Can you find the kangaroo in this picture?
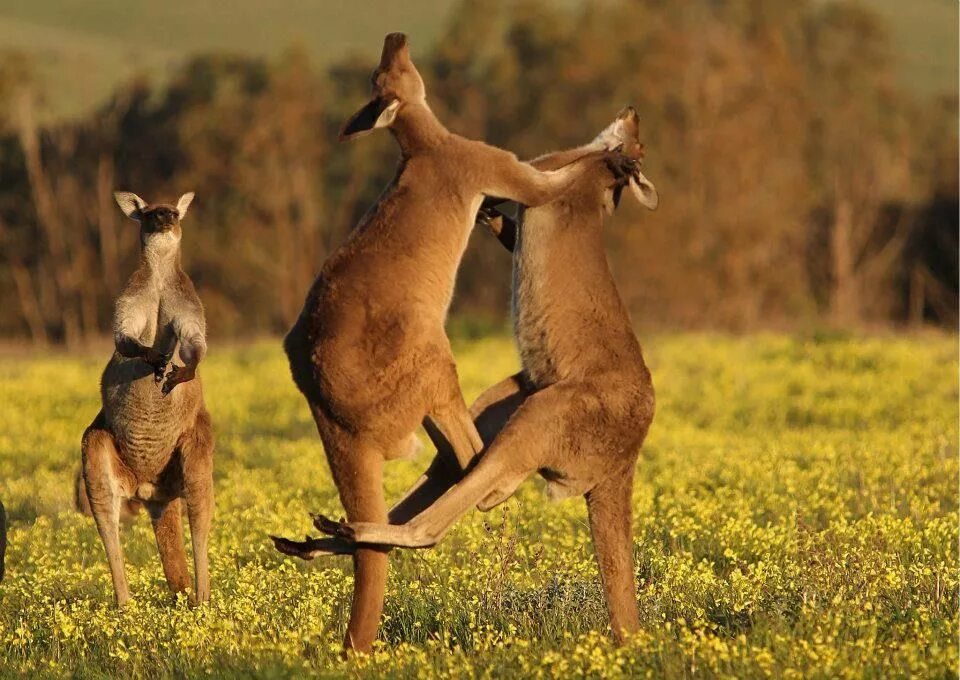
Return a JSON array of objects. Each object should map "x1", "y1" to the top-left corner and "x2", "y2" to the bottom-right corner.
[
  {"x1": 308, "y1": 107, "x2": 659, "y2": 644},
  {"x1": 270, "y1": 33, "x2": 638, "y2": 652},
  {"x1": 81, "y1": 190, "x2": 214, "y2": 606}
]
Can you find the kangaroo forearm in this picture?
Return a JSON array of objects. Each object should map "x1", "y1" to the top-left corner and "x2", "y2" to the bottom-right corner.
[
  {"x1": 483, "y1": 146, "x2": 592, "y2": 208},
  {"x1": 528, "y1": 144, "x2": 602, "y2": 173},
  {"x1": 115, "y1": 333, "x2": 150, "y2": 359},
  {"x1": 516, "y1": 166, "x2": 577, "y2": 206},
  {"x1": 177, "y1": 333, "x2": 206, "y2": 369},
  {"x1": 508, "y1": 151, "x2": 604, "y2": 206}
]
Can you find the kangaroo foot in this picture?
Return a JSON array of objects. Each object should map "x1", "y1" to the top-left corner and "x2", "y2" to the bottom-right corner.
[
  {"x1": 311, "y1": 513, "x2": 356, "y2": 541},
  {"x1": 270, "y1": 533, "x2": 355, "y2": 559}
]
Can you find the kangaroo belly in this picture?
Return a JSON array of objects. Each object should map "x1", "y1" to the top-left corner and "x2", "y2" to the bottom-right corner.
[{"x1": 101, "y1": 357, "x2": 194, "y2": 479}]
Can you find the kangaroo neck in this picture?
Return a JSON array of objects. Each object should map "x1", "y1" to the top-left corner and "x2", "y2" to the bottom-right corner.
[
  {"x1": 140, "y1": 237, "x2": 181, "y2": 284},
  {"x1": 390, "y1": 102, "x2": 448, "y2": 155}
]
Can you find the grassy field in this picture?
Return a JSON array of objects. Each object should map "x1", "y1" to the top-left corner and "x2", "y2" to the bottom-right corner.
[{"x1": 0, "y1": 333, "x2": 956, "y2": 678}]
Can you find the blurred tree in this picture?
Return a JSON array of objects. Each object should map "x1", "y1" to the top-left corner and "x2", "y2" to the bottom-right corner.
[
  {"x1": 0, "y1": 0, "x2": 954, "y2": 342},
  {"x1": 805, "y1": 2, "x2": 911, "y2": 325}
]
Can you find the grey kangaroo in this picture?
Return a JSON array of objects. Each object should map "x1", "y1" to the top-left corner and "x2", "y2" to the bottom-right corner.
[
  {"x1": 271, "y1": 33, "x2": 638, "y2": 652},
  {"x1": 308, "y1": 107, "x2": 659, "y2": 644},
  {"x1": 81, "y1": 191, "x2": 214, "y2": 606}
]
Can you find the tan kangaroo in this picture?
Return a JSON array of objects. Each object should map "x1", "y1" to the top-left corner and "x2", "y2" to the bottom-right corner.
[
  {"x1": 81, "y1": 191, "x2": 214, "y2": 606},
  {"x1": 310, "y1": 107, "x2": 659, "y2": 644},
  {"x1": 270, "y1": 33, "x2": 638, "y2": 652}
]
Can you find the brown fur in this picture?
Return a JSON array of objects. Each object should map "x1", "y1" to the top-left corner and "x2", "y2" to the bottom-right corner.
[
  {"x1": 81, "y1": 190, "x2": 214, "y2": 606},
  {"x1": 304, "y1": 108, "x2": 659, "y2": 645},
  {"x1": 271, "y1": 34, "x2": 635, "y2": 653},
  {"x1": 74, "y1": 467, "x2": 143, "y2": 519}
]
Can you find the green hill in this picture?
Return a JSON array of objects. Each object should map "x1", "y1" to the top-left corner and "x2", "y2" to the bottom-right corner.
[{"x1": 0, "y1": 0, "x2": 955, "y2": 120}]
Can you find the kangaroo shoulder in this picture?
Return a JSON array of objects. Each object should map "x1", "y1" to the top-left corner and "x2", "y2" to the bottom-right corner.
[{"x1": 118, "y1": 265, "x2": 153, "y2": 301}]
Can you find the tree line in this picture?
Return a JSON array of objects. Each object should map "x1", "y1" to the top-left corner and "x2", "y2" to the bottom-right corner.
[{"x1": 0, "y1": 0, "x2": 956, "y2": 345}]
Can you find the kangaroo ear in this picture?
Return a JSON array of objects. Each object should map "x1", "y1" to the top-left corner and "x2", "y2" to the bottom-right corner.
[
  {"x1": 340, "y1": 98, "x2": 400, "y2": 140},
  {"x1": 114, "y1": 191, "x2": 147, "y2": 220},
  {"x1": 615, "y1": 106, "x2": 640, "y2": 140},
  {"x1": 593, "y1": 106, "x2": 641, "y2": 151},
  {"x1": 176, "y1": 192, "x2": 195, "y2": 219},
  {"x1": 630, "y1": 169, "x2": 659, "y2": 210}
]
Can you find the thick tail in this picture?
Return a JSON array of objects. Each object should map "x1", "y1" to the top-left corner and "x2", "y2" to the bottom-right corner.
[{"x1": 585, "y1": 468, "x2": 640, "y2": 643}]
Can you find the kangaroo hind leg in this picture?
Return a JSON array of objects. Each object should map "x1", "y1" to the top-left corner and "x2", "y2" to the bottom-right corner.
[
  {"x1": 82, "y1": 415, "x2": 136, "y2": 605},
  {"x1": 319, "y1": 385, "x2": 577, "y2": 549},
  {"x1": 180, "y1": 408, "x2": 215, "y2": 604},
  {"x1": 326, "y1": 437, "x2": 389, "y2": 653},
  {"x1": 148, "y1": 498, "x2": 191, "y2": 596},
  {"x1": 402, "y1": 372, "x2": 529, "y2": 520}
]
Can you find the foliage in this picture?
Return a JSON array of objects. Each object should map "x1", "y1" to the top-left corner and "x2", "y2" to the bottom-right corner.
[
  {"x1": 0, "y1": 333, "x2": 955, "y2": 678},
  {"x1": 0, "y1": 1, "x2": 956, "y2": 344}
]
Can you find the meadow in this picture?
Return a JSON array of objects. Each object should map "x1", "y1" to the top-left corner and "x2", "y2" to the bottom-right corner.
[{"x1": 0, "y1": 333, "x2": 956, "y2": 678}]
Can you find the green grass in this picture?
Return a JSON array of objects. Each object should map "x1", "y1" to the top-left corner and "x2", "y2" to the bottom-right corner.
[
  {"x1": 0, "y1": 332, "x2": 956, "y2": 677},
  {"x1": 1, "y1": 0, "x2": 955, "y2": 121}
]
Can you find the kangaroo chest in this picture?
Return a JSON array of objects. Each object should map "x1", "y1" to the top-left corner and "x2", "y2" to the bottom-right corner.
[
  {"x1": 512, "y1": 225, "x2": 567, "y2": 388},
  {"x1": 102, "y1": 284, "x2": 192, "y2": 477}
]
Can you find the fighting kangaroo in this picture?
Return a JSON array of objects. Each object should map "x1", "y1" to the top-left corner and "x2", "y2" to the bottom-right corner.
[
  {"x1": 81, "y1": 190, "x2": 214, "y2": 606},
  {"x1": 307, "y1": 107, "x2": 659, "y2": 643},
  {"x1": 271, "y1": 33, "x2": 637, "y2": 652}
]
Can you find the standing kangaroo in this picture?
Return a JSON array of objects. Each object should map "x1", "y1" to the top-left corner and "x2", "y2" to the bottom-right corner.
[
  {"x1": 271, "y1": 33, "x2": 637, "y2": 652},
  {"x1": 81, "y1": 191, "x2": 214, "y2": 606},
  {"x1": 308, "y1": 107, "x2": 659, "y2": 643}
]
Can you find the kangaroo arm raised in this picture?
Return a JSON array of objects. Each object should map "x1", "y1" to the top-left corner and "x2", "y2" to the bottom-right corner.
[
  {"x1": 527, "y1": 143, "x2": 604, "y2": 172},
  {"x1": 479, "y1": 146, "x2": 584, "y2": 207}
]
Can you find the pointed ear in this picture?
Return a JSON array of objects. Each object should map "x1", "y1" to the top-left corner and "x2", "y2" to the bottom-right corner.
[
  {"x1": 114, "y1": 191, "x2": 147, "y2": 220},
  {"x1": 593, "y1": 106, "x2": 641, "y2": 150},
  {"x1": 616, "y1": 106, "x2": 640, "y2": 140},
  {"x1": 630, "y1": 169, "x2": 659, "y2": 210},
  {"x1": 176, "y1": 192, "x2": 195, "y2": 219},
  {"x1": 339, "y1": 98, "x2": 400, "y2": 141}
]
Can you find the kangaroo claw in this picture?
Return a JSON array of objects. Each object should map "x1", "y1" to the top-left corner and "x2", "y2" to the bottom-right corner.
[{"x1": 312, "y1": 513, "x2": 356, "y2": 541}]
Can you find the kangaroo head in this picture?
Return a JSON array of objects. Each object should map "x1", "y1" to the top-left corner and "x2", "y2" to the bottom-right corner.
[
  {"x1": 340, "y1": 33, "x2": 427, "y2": 141},
  {"x1": 593, "y1": 107, "x2": 658, "y2": 211},
  {"x1": 114, "y1": 191, "x2": 195, "y2": 249}
]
